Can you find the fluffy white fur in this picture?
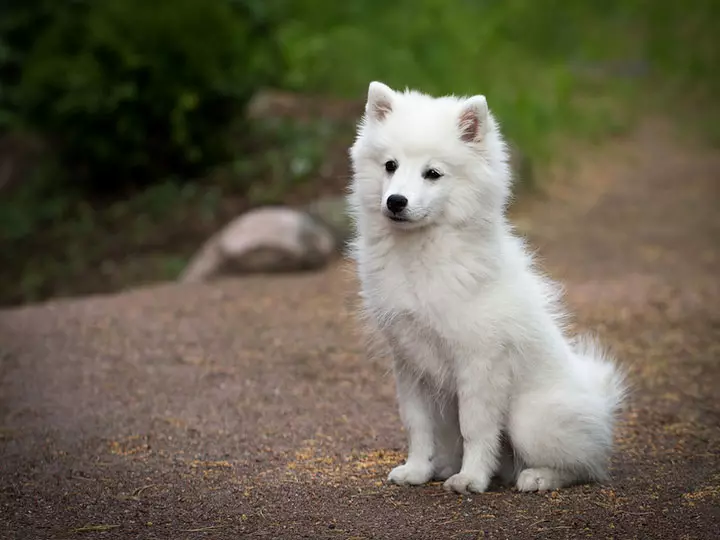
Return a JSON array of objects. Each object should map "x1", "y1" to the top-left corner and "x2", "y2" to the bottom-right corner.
[{"x1": 347, "y1": 81, "x2": 627, "y2": 494}]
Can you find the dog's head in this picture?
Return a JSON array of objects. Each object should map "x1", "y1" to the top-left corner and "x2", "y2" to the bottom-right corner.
[{"x1": 349, "y1": 81, "x2": 511, "y2": 231}]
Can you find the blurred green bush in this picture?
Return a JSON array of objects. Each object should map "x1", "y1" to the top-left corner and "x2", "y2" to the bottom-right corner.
[
  {"x1": 1, "y1": 0, "x2": 717, "y2": 196},
  {"x1": 274, "y1": 0, "x2": 719, "y2": 154},
  {"x1": 0, "y1": 0, "x2": 283, "y2": 192}
]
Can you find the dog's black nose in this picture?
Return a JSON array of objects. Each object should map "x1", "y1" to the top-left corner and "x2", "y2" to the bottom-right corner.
[{"x1": 386, "y1": 194, "x2": 408, "y2": 214}]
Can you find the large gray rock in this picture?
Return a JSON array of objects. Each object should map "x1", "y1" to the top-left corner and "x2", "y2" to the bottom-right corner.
[{"x1": 179, "y1": 207, "x2": 336, "y2": 282}]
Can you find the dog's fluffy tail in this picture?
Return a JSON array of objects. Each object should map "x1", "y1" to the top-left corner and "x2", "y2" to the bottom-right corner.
[{"x1": 571, "y1": 334, "x2": 629, "y2": 420}]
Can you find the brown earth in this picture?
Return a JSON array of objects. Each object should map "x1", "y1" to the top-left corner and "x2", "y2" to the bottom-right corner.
[{"x1": 1, "y1": 119, "x2": 719, "y2": 539}]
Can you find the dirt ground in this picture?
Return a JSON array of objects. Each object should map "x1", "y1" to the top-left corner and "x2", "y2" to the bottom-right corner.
[{"x1": 1, "y1": 119, "x2": 718, "y2": 539}]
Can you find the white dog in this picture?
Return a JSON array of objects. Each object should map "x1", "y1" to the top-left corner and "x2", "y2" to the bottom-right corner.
[{"x1": 347, "y1": 81, "x2": 626, "y2": 494}]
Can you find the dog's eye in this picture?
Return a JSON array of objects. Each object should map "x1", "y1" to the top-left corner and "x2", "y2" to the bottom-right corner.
[
  {"x1": 384, "y1": 160, "x2": 398, "y2": 173},
  {"x1": 424, "y1": 168, "x2": 443, "y2": 180}
]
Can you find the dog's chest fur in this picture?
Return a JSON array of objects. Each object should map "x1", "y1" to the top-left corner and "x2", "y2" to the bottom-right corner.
[
  {"x1": 359, "y1": 236, "x2": 486, "y2": 389},
  {"x1": 383, "y1": 310, "x2": 454, "y2": 388}
]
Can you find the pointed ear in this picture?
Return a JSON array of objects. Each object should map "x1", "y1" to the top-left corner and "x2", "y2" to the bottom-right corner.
[
  {"x1": 366, "y1": 81, "x2": 395, "y2": 122},
  {"x1": 458, "y1": 95, "x2": 489, "y2": 143}
]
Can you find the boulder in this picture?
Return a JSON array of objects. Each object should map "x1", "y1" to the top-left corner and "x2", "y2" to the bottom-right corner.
[{"x1": 179, "y1": 207, "x2": 336, "y2": 283}]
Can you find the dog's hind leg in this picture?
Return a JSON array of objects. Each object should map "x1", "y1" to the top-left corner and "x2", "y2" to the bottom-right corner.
[{"x1": 508, "y1": 388, "x2": 614, "y2": 492}]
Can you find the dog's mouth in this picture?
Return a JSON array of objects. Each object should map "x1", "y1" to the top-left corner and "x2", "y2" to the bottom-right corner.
[
  {"x1": 381, "y1": 205, "x2": 427, "y2": 229},
  {"x1": 386, "y1": 213, "x2": 428, "y2": 229},
  {"x1": 381, "y1": 208, "x2": 428, "y2": 227}
]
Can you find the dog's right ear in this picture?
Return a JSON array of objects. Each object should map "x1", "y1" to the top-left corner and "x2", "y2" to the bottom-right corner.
[{"x1": 366, "y1": 81, "x2": 395, "y2": 122}]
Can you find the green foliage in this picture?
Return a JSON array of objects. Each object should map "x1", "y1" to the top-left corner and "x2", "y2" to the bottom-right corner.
[
  {"x1": 641, "y1": 0, "x2": 720, "y2": 98},
  {"x1": 274, "y1": 0, "x2": 720, "y2": 157},
  {"x1": 1, "y1": 0, "x2": 283, "y2": 191},
  {"x1": 0, "y1": 0, "x2": 57, "y2": 129},
  {"x1": 3, "y1": 0, "x2": 717, "y2": 191},
  {"x1": 238, "y1": 117, "x2": 342, "y2": 205}
]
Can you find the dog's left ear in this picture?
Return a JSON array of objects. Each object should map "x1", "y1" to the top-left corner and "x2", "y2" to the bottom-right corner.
[{"x1": 458, "y1": 95, "x2": 489, "y2": 143}]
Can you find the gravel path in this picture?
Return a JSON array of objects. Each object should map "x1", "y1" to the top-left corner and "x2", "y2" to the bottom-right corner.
[{"x1": 1, "y1": 120, "x2": 718, "y2": 539}]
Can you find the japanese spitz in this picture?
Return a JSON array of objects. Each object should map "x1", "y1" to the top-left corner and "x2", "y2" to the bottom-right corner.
[{"x1": 347, "y1": 82, "x2": 626, "y2": 493}]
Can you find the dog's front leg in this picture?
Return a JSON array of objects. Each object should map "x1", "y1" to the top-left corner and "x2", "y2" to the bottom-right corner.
[
  {"x1": 443, "y1": 353, "x2": 508, "y2": 494},
  {"x1": 387, "y1": 362, "x2": 435, "y2": 486}
]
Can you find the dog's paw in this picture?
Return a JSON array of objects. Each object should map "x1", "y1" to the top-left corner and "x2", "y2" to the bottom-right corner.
[
  {"x1": 443, "y1": 472, "x2": 490, "y2": 494},
  {"x1": 516, "y1": 468, "x2": 568, "y2": 492},
  {"x1": 387, "y1": 462, "x2": 433, "y2": 486}
]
